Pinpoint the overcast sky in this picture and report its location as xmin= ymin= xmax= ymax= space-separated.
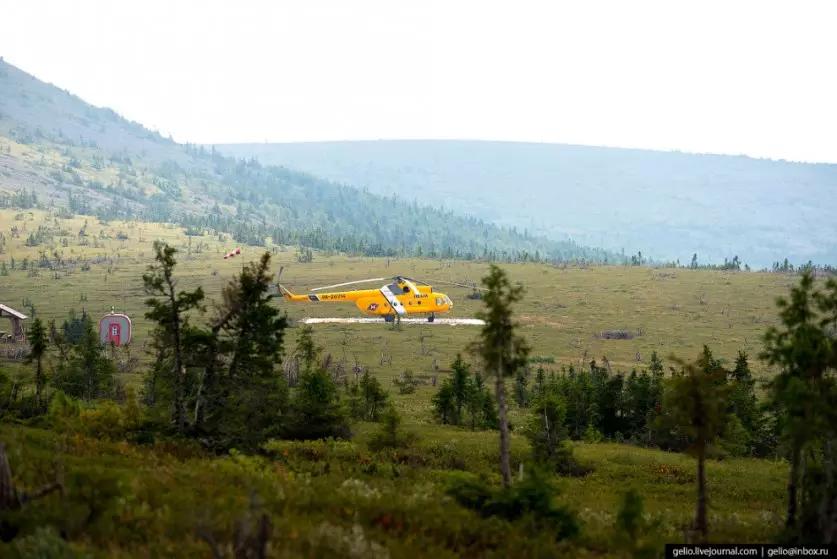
xmin=2 ymin=0 xmax=836 ymax=163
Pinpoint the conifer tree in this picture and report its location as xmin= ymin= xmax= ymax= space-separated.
xmin=25 ymin=317 xmax=48 ymax=412
xmin=666 ymin=348 xmax=731 ymax=542
xmin=295 ymin=326 xmax=321 ymax=376
xmin=470 ymin=265 xmax=530 ymax=487
xmin=727 ymin=350 xmax=760 ymax=439
xmin=199 ymin=252 xmax=290 ymax=450
xmin=449 ymin=353 xmax=473 ymax=423
xmin=348 ymin=370 xmax=389 ymax=422
xmin=143 ymin=241 xmax=205 ymax=434
xmin=51 ymin=314 xmax=117 ymax=403
xmin=761 ymin=272 xmax=837 ymax=540
xmin=283 ymin=328 xmax=351 ymax=441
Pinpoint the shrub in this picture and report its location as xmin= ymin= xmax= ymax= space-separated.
xmin=445 ymin=467 xmax=580 ymax=542
xmin=393 ymin=370 xmax=419 ymax=395
xmin=282 ymin=369 xmax=351 ymax=441
xmin=6 ymin=526 xmax=91 ymax=558
xmin=367 ymin=407 xmax=419 ymax=452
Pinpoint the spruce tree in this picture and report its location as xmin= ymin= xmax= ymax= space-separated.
xmin=143 ymin=241 xmax=205 ymax=434
xmin=470 ymin=265 xmax=530 ymax=487
xmin=666 ymin=348 xmax=731 ymax=542
xmin=450 ymin=353 xmax=473 ymax=424
xmin=727 ymin=350 xmax=760 ymax=440
xmin=761 ymin=272 xmax=837 ymax=541
xmin=25 ymin=318 xmax=48 ymax=412
xmin=51 ymin=314 xmax=116 ymax=402
xmin=201 ymin=252 xmax=290 ymax=451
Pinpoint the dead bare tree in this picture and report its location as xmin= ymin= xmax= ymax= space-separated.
xmin=379 ymin=340 xmax=392 ymax=367
xmin=352 ymin=353 xmax=365 ymax=382
xmin=0 ymin=441 xmax=63 ymax=513
xmin=602 ymin=355 xmax=613 ymax=376
xmin=334 ymin=355 xmax=347 ymax=384
xmin=196 ymin=489 xmax=271 ymax=559
xmin=419 ymin=328 xmax=434 ymax=356
xmin=283 ymin=356 xmax=300 ymax=388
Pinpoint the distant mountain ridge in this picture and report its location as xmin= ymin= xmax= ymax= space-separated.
xmin=215 ymin=139 xmax=837 ymax=268
xmin=0 ymin=59 xmax=615 ymax=262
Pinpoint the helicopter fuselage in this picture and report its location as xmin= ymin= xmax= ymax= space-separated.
xmin=277 ymin=281 xmax=453 ymax=320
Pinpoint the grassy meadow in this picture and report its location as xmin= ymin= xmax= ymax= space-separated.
xmin=0 ymin=208 xmax=795 ymax=370
xmin=0 ymin=208 xmax=797 ymax=425
xmin=0 ymin=208 xmax=800 ymax=556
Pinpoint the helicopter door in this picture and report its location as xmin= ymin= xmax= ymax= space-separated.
xmin=379 ymin=285 xmax=406 ymax=315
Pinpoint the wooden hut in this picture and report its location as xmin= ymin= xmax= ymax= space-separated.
xmin=0 ymin=304 xmax=27 ymax=343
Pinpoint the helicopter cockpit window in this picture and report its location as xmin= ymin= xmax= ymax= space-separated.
xmin=385 ymin=283 xmax=404 ymax=294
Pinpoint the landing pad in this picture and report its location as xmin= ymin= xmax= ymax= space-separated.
xmin=300 ymin=317 xmax=486 ymax=326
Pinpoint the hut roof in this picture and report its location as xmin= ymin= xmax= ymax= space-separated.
xmin=0 ymin=304 xmax=28 ymax=320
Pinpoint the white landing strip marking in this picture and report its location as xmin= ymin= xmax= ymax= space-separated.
xmin=300 ymin=317 xmax=486 ymax=326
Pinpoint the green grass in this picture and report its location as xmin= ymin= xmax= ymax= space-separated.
xmin=0 ymin=421 xmax=787 ymax=557
xmin=0 ymin=207 xmax=799 ymax=434
xmin=0 ymin=208 xmax=794 ymax=388
xmin=0 ymin=208 xmax=798 ymax=556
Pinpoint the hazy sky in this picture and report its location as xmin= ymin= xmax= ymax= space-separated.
xmin=2 ymin=0 xmax=836 ymax=163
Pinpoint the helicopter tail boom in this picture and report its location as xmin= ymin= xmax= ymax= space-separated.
xmin=275 ymin=284 xmax=308 ymax=302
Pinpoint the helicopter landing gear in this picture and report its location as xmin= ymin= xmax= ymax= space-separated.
xmin=427 ymin=313 xmax=435 ymax=323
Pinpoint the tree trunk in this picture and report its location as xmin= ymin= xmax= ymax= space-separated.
xmin=194 ymin=332 xmax=222 ymax=428
xmin=786 ymin=441 xmax=801 ymax=532
xmin=496 ymin=360 xmax=512 ymax=488
xmin=694 ymin=443 xmax=708 ymax=542
xmin=821 ymin=432 xmax=835 ymax=543
xmin=0 ymin=442 xmax=63 ymax=512
xmin=800 ymin=447 xmax=809 ymax=525
xmin=167 ymin=275 xmax=185 ymax=434
xmin=544 ymin=402 xmax=555 ymax=460
xmin=146 ymin=345 xmax=165 ymax=408
xmin=35 ymin=357 xmax=43 ymax=412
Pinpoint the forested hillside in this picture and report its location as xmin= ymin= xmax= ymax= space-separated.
xmin=0 ymin=60 xmax=615 ymax=262
xmin=216 ymin=140 xmax=837 ymax=269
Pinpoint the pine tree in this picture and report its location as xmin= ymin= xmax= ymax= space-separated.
xmin=368 ymin=405 xmax=418 ymax=451
xmin=525 ymin=390 xmax=569 ymax=467
xmin=283 ymin=365 xmax=351 ymax=441
xmin=449 ymin=353 xmax=473 ymax=424
xmin=25 ymin=318 xmax=48 ymax=412
xmin=470 ymin=265 xmax=530 ymax=487
xmin=295 ymin=326 xmax=321 ymax=376
xmin=198 ymin=252 xmax=290 ymax=450
xmin=666 ymin=348 xmax=731 ymax=542
xmin=349 ymin=370 xmax=389 ymax=422
xmin=431 ymin=381 xmax=457 ymax=425
xmin=51 ymin=314 xmax=117 ymax=402
xmin=728 ymin=350 xmax=760 ymax=438
xmin=143 ymin=241 xmax=205 ymax=434
xmin=761 ymin=272 xmax=837 ymax=541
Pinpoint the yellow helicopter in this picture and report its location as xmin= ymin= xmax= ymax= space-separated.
xmin=272 ymin=268 xmax=479 ymax=323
